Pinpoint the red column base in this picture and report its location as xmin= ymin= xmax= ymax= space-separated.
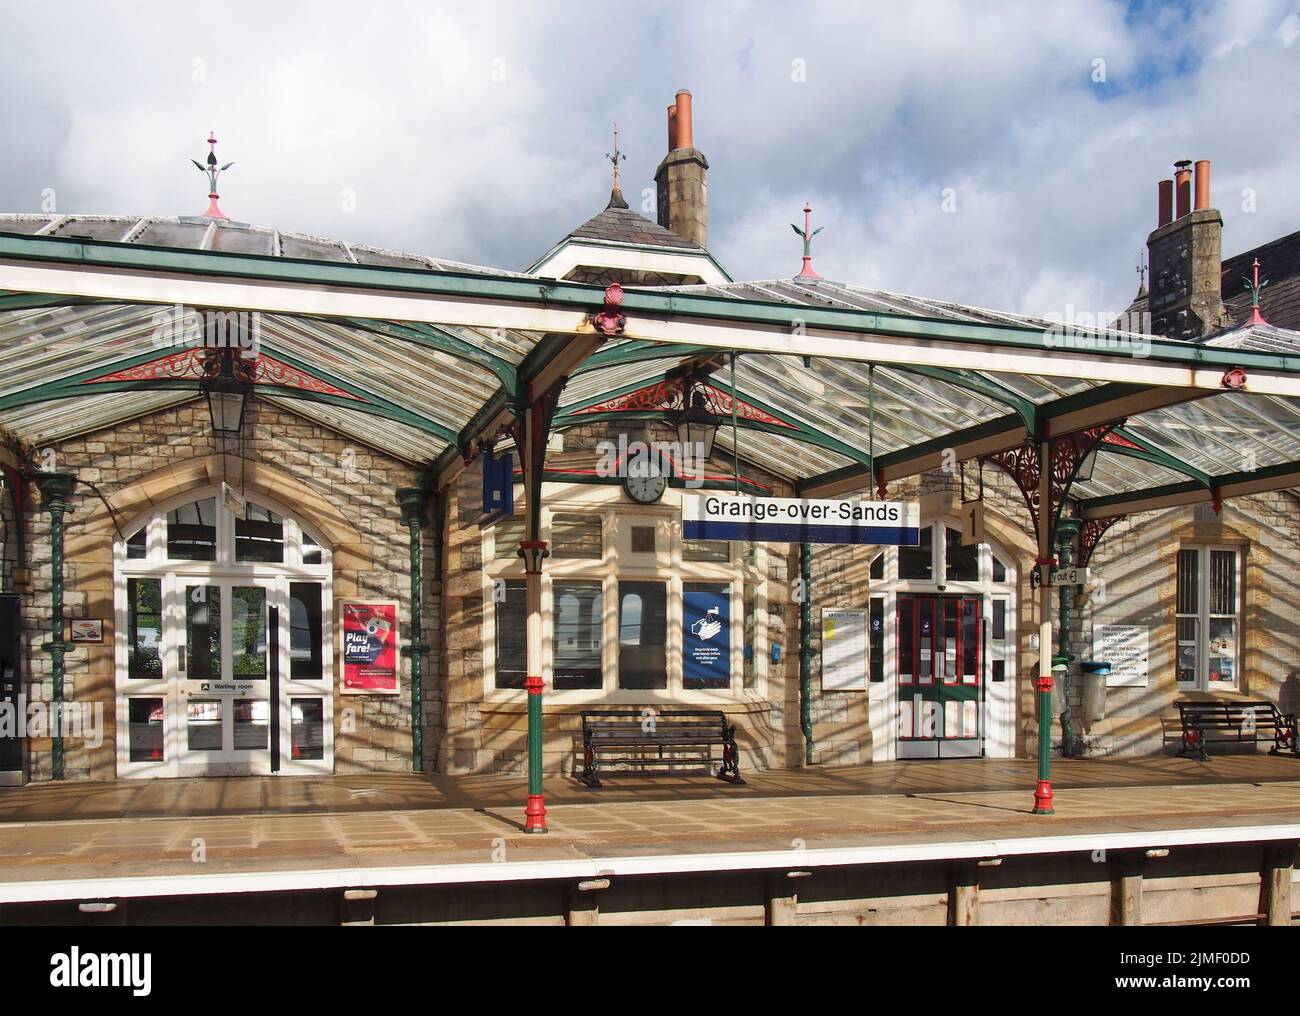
xmin=524 ymin=794 xmax=549 ymax=834
xmin=1032 ymin=780 xmax=1055 ymax=815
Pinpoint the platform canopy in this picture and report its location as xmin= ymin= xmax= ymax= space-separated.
xmin=3 ymin=218 xmax=1300 ymax=523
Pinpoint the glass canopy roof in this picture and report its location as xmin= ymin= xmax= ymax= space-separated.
xmin=3 ymin=220 xmax=1300 ymax=524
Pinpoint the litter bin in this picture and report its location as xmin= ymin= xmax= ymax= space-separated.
xmin=1080 ymin=660 xmax=1110 ymax=725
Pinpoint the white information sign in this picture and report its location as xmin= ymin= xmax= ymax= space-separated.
xmin=684 ymin=493 xmax=919 ymax=546
xmin=1094 ymin=624 xmax=1149 ymax=687
xmin=821 ymin=608 xmax=867 ymax=691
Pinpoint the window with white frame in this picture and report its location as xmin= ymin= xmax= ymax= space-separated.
xmin=876 ymin=520 xmax=1013 ymax=587
xmin=484 ymin=504 xmax=765 ymax=697
xmin=1176 ymin=545 xmax=1242 ymax=690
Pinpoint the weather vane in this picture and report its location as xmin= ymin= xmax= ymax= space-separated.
xmin=606 ymin=123 xmax=626 ymax=191
xmin=192 ymin=132 xmax=234 ymax=219
xmin=1136 ymin=250 xmax=1148 ymax=293
xmin=792 ymin=202 xmax=823 ymax=279
xmin=1244 ymin=257 xmax=1269 ymax=325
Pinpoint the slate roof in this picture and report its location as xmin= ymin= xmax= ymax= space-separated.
xmin=567 ymin=189 xmax=703 ymax=250
xmin=1120 ymin=226 xmax=1300 ymax=332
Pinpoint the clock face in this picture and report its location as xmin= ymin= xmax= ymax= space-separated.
xmin=623 ymin=455 xmax=667 ymax=504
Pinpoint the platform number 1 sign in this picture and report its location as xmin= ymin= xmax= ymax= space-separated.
xmin=961 ymin=499 xmax=985 ymax=547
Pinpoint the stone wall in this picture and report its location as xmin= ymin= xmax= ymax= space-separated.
xmin=15 ymin=399 xmax=439 ymax=780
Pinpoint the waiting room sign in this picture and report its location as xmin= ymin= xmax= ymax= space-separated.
xmin=684 ymin=493 xmax=920 ymax=545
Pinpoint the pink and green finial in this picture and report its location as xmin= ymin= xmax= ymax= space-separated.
xmin=1244 ymin=258 xmax=1269 ymax=325
xmin=192 ymin=132 xmax=234 ymax=219
xmin=792 ymin=202 xmax=823 ymax=279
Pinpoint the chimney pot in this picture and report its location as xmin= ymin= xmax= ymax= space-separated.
xmin=1194 ymin=159 xmax=1211 ymax=211
xmin=1174 ymin=160 xmax=1193 ymax=218
xmin=674 ymin=89 xmax=693 ymax=150
xmin=667 ymin=104 xmax=679 ymax=152
xmin=1158 ymin=179 xmax=1174 ymax=227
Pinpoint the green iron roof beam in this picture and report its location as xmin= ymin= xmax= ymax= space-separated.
xmin=343 ymin=318 xmax=517 ymax=389
xmin=6 ymin=231 xmax=1300 ymax=375
xmin=572 ymin=341 xmax=712 ymax=375
xmin=892 ymin=364 xmax=1038 ymax=433
xmin=1078 ymin=458 xmax=1300 ymax=517
xmin=1104 ymin=428 xmax=1213 ymax=488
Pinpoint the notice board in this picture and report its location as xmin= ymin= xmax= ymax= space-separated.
xmin=1093 ymin=624 xmax=1149 ymax=687
xmin=822 ymin=608 xmax=867 ymax=691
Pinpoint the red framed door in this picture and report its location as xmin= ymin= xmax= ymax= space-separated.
xmin=896 ymin=594 xmax=983 ymax=758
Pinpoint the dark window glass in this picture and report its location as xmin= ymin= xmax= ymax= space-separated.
xmin=992 ymin=557 xmax=1007 ymax=582
xmin=961 ymin=599 xmax=978 ymax=678
xmin=992 ymin=600 xmax=1006 ymax=640
xmin=552 ymin=514 xmax=602 ymax=559
xmin=992 ymin=660 xmax=1006 ymax=683
xmin=186 ymin=584 xmax=221 ymax=681
xmin=945 ymin=527 xmax=979 ymax=582
xmin=128 ymin=578 xmax=163 ymax=679
xmin=899 ymin=526 xmax=933 ymax=580
xmin=128 ymin=698 xmax=164 ymax=762
xmin=1176 ymin=549 xmax=1199 ymax=614
xmin=291 ymin=699 xmax=325 ymax=760
xmin=301 ymin=530 xmax=323 ymax=565
xmin=869 ymin=553 xmax=884 ymax=580
xmin=1209 ymin=550 xmax=1236 ymax=615
xmin=618 ymin=581 xmax=667 ymax=689
xmin=126 ymin=527 xmax=147 ymax=559
xmin=167 ymin=498 xmax=217 ymax=560
xmin=869 ymin=597 xmax=884 ymax=683
xmin=187 ymin=700 xmax=222 ymax=750
xmin=236 ymin=504 xmax=284 ymax=563
xmin=743 ymin=581 xmax=758 ymax=689
xmin=289 ymin=582 xmax=324 ymax=679
xmin=899 ymin=597 xmax=915 ymax=680
xmin=495 ymin=579 xmax=527 ymax=688
xmin=553 ymin=580 xmax=603 ymax=690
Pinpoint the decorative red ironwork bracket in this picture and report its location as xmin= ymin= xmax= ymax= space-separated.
xmin=590 ymin=283 xmax=626 ymax=337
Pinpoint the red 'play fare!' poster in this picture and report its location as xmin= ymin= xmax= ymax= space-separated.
xmin=341 ymin=601 xmax=399 ymax=695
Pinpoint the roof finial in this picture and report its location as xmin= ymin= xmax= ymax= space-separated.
xmin=791 ymin=202 xmax=823 ymax=280
xmin=1245 ymin=257 xmax=1269 ymax=325
xmin=605 ymin=123 xmax=628 ymax=209
xmin=1136 ymin=249 xmax=1148 ymax=297
xmin=192 ymin=132 xmax=234 ymax=219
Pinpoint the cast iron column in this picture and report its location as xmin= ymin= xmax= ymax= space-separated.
xmin=35 ymin=472 xmax=76 ymax=782
xmin=520 ymin=540 xmax=548 ymax=833
xmin=396 ymin=487 xmax=429 ymax=773
xmin=799 ymin=543 xmax=813 ymax=765
xmin=1033 ymin=440 xmax=1055 ymax=815
xmin=1055 ymin=517 xmax=1081 ymax=759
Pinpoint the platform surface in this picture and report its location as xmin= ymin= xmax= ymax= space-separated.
xmin=0 ymin=756 xmax=1297 ymax=901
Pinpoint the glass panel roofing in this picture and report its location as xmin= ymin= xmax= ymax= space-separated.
xmin=4 ymin=215 xmax=1300 ymax=515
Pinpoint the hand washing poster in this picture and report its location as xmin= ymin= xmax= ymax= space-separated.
xmin=341 ymin=600 xmax=400 ymax=695
xmin=684 ymin=587 xmax=729 ymax=688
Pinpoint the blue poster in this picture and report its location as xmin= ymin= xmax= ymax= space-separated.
xmin=684 ymin=587 xmax=730 ymax=688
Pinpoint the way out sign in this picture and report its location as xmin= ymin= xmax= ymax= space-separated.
xmin=684 ymin=493 xmax=919 ymax=545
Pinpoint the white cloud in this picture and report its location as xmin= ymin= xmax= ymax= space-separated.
xmin=0 ymin=0 xmax=1295 ymax=315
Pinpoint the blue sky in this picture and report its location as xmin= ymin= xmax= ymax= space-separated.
xmin=1 ymin=0 xmax=1297 ymax=319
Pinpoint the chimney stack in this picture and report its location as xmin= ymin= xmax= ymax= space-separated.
xmin=655 ymin=89 xmax=709 ymax=248
xmin=1147 ymin=158 xmax=1230 ymax=340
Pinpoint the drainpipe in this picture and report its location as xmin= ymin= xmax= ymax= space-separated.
xmin=396 ymin=487 xmax=429 ymax=774
xmin=799 ymin=542 xmax=813 ymax=765
xmin=35 ymin=472 xmax=76 ymax=782
xmin=1055 ymin=517 xmax=1081 ymax=758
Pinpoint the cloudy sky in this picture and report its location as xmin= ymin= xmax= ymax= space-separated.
xmin=1 ymin=0 xmax=1297 ymax=319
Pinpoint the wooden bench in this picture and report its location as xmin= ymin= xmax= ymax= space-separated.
xmin=579 ymin=709 xmax=744 ymax=788
xmin=1175 ymin=700 xmax=1297 ymax=761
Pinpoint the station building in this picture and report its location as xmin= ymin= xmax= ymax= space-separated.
xmin=1 ymin=95 xmax=1299 ymax=786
